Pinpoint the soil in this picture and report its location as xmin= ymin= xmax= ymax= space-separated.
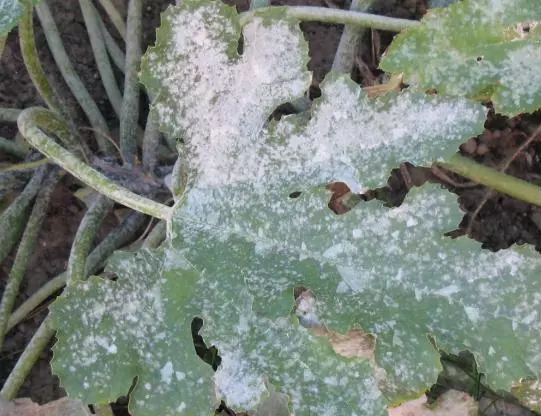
xmin=1 ymin=0 xmax=541 ymax=415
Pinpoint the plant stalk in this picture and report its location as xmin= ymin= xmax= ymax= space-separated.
xmin=79 ymin=0 xmax=123 ymax=118
xmin=142 ymin=114 xmax=160 ymax=175
xmin=97 ymin=0 xmax=127 ymax=41
xmin=0 ymin=137 xmax=28 ymax=159
xmin=439 ymin=154 xmax=541 ymax=207
xmin=119 ymin=0 xmax=143 ymax=165
xmin=0 ymin=167 xmax=59 ymax=351
xmin=331 ymin=0 xmax=374 ymax=73
xmin=142 ymin=220 xmax=166 ymax=249
xmin=98 ymin=15 xmax=125 ymax=73
xmin=67 ymin=194 xmax=114 ymax=284
xmin=0 ymin=317 xmax=55 ymax=400
xmin=18 ymin=0 xmax=66 ymax=117
xmin=6 ymin=212 xmax=145 ymax=332
xmin=239 ymin=6 xmax=419 ymax=32
xmin=0 ymin=108 xmax=22 ymax=122
xmin=18 ymin=109 xmax=171 ymax=220
xmin=35 ymin=0 xmax=113 ymax=153
xmin=0 ymin=166 xmax=48 ymax=265
xmin=0 ymin=35 xmax=6 ymax=58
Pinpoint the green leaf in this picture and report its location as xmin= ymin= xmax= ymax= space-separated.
xmin=380 ymin=0 xmax=541 ymax=116
xmin=49 ymin=249 xmax=215 ymax=416
xmin=139 ymin=0 xmax=311 ymax=141
xmin=0 ymin=0 xmax=38 ymax=36
xmin=173 ymin=182 xmax=541 ymax=410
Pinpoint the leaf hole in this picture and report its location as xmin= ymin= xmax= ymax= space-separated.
xmin=289 ymin=191 xmax=302 ymax=199
xmin=326 ymin=182 xmax=361 ymax=215
xmin=191 ymin=317 xmax=221 ymax=371
xmin=237 ymin=34 xmax=244 ymax=54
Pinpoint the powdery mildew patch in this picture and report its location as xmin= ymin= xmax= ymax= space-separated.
xmin=50 ymin=249 xmax=216 ymax=415
xmin=380 ymin=0 xmax=541 ymax=115
xmin=173 ymin=184 xmax=541 ymax=409
xmin=140 ymin=0 xmax=311 ymax=188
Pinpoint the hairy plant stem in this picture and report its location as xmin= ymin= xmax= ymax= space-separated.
xmin=142 ymin=114 xmax=160 ymax=175
xmin=97 ymin=0 xmax=127 ymax=41
xmin=0 ymin=166 xmax=48 ymax=265
xmin=19 ymin=108 xmax=171 ymax=220
xmin=0 ymin=167 xmax=59 ymax=352
xmin=120 ymin=0 xmax=143 ymax=165
xmin=20 ymin=107 xmax=91 ymax=161
xmin=239 ymin=6 xmax=418 ymax=31
xmin=18 ymin=0 xmax=67 ymax=117
xmin=0 ymin=317 xmax=55 ymax=400
xmin=0 ymin=137 xmax=27 ymax=159
xmin=98 ymin=16 xmax=125 ymax=72
xmin=439 ymin=154 xmax=541 ymax=207
xmin=35 ymin=0 xmax=114 ymax=154
xmin=67 ymin=195 xmax=114 ymax=284
xmin=79 ymin=0 xmax=123 ymax=117
xmin=142 ymin=220 xmax=166 ymax=249
xmin=0 ymin=108 xmax=21 ymax=122
xmin=0 ymin=35 xmax=5 ymax=58
xmin=331 ymin=0 xmax=374 ymax=73
xmin=6 ymin=212 xmax=145 ymax=333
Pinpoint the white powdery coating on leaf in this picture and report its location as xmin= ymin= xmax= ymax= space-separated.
xmin=381 ymin=0 xmax=541 ymax=114
xmin=215 ymin=349 xmax=266 ymax=409
xmin=146 ymin=3 xmax=310 ymax=187
xmin=498 ymin=43 xmax=541 ymax=109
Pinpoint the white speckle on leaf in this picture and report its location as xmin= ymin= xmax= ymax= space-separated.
xmin=161 ymin=361 xmax=174 ymax=384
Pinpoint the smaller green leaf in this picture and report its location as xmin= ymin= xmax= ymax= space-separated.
xmin=49 ymin=249 xmax=215 ymax=416
xmin=380 ymin=0 xmax=541 ymax=115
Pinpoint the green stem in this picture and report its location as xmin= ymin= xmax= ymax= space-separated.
xmin=439 ymin=154 xmax=541 ymax=207
xmin=97 ymin=0 xmax=127 ymax=41
xmin=331 ymin=0 xmax=374 ymax=73
xmin=67 ymin=194 xmax=114 ymax=284
xmin=0 ymin=166 xmax=48 ymax=265
xmin=0 ymin=137 xmax=28 ymax=159
xmin=22 ymin=107 xmax=91 ymax=161
xmin=0 ymin=35 xmax=6 ymax=58
xmin=19 ymin=111 xmax=171 ymax=220
xmin=6 ymin=212 xmax=145 ymax=332
xmin=0 ymin=168 xmax=59 ymax=351
xmin=35 ymin=0 xmax=113 ymax=154
xmin=142 ymin=114 xmax=160 ymax=175
xmin=98 ymin=14 xmax=125 ymax=73
xmin=120 ymin=0 xmax=143 ymax=165
xmin=0 ymin=317 xmax=55 ymax=400
xmin=18 ymin=0 xmax=66 ymax=116
xmin=79 ymin=0 xmax=123 ymax=118
xmin=249 ymin=0 xmax=270 ymax=11
xmin=0 ymin=108 xmax=21 ymax=122
xmin=142 ymin=220 xmax=166 ymax=249
xmin=240 ymin=6 xmax=419 ymax=31
xmin=170 ymin=155 xmax=188 ymax=198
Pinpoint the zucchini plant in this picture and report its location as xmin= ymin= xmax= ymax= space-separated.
xmin=2 ymin=0 xmax=541 ymax=414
